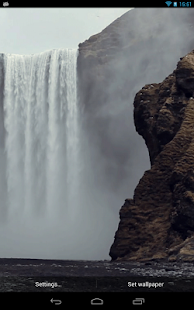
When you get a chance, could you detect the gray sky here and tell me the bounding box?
[0,8,133,55]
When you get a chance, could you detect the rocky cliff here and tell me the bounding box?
[77,8,194,198]
[77,8,194,261]
[110,50,194,262]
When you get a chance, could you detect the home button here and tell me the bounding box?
[91,298,104,305]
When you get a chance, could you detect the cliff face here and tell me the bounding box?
[77,8,194,199]
[110,50,194,262]
[77,8,194,261]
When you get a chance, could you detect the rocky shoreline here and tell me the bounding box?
[0,258,193,292]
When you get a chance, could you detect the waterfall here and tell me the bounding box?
[4,49,79,219]
[0,48,117,260]
[0,49,83,258]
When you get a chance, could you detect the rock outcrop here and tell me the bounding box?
[109,50,194,262]
[77,8,194,261]
[77,8,194,200]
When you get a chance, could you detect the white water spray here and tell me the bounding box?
[0,48,117,260]
[1,49,81,258]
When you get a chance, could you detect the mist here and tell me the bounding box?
[75,8,194,258]
[0,8,194,261]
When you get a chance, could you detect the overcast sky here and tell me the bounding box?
[0,8,133,55]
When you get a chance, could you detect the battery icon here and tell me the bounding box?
[173,2,177,6]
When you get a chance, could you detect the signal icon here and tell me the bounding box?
[165,1,172,6]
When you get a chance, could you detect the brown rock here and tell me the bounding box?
[168,236,194,262]
[77,8,194,195]
[109,50,194,261]
[76,8,194,261]
[78,8,194,190]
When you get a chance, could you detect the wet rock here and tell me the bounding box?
[110,49,194,262]
[77,8,194,194]
[76,8,194,263]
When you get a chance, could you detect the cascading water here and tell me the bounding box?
[0,48,82,258]
[4,49,79,220]
[0,48,117,260]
